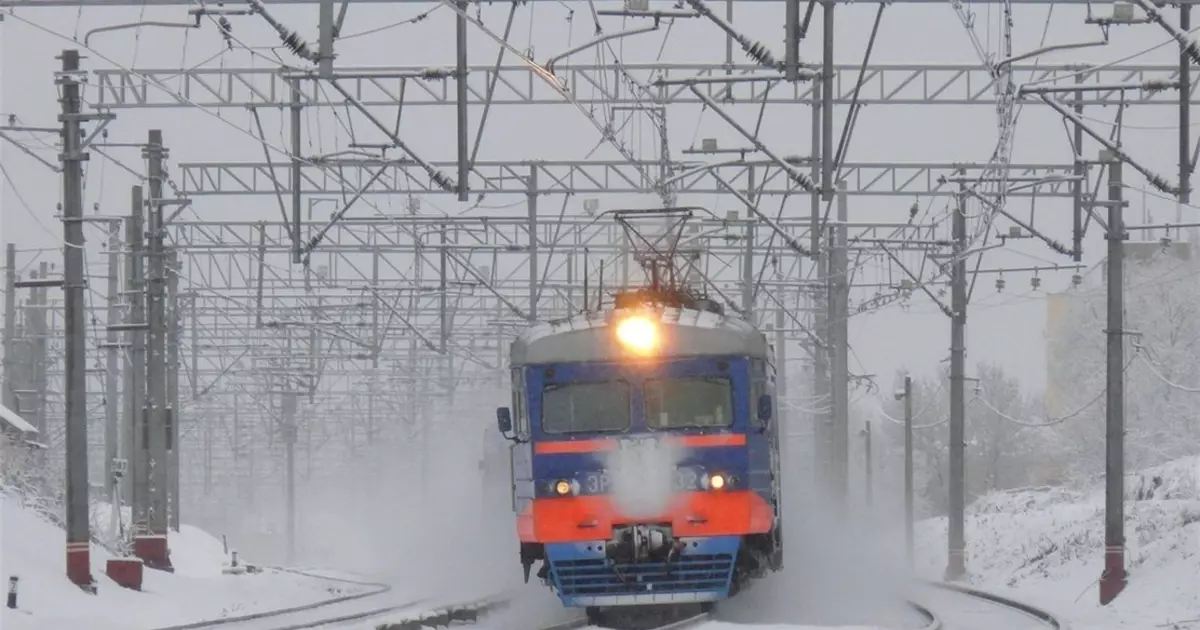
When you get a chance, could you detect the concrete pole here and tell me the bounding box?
[3,244,16,412]
[282,390,297,564]
[527,166,539,323]
[140,129,173,572]
[831,181,849,504]
[455,0,469,202]
[742,219,755,323]
[104,221,121,505]
[1180,5,1191,210]
[33,262,48,436]
[903,375,914,569]
[1099,151,1128,605]
[167,250,181,531]
[59,48,95,591]
[125,188,147,527]
[946,175,968,581]
[290,80,303,263]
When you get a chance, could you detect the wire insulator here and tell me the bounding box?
[431,171,455,192]
[744,41,776,67]
[281,30,313,60]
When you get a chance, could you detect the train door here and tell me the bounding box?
[510,367,534,515]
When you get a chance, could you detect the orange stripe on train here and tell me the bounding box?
[534,433,746,454]
[534,439,618,454]
[516,490,774,543]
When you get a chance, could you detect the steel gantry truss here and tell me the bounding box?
[89,63,1197,109]
[0,0,1195,587]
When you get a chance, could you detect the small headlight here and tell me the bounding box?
[709,474,726,490]
[554,480,572,496]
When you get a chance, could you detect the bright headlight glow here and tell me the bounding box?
[702,473,727,491]
[615,316,658,354]
[554,480,572,496]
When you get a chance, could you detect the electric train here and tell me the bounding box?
[494,288,784,622]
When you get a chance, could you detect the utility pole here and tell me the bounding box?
[104,220,122,505]
[59,48,95,592]
[139,129,173,572]
[125,187,148,528]
[830,181,849,505]
[903,374,914,569]
[282,387,298,564]
[455,0,469,202]
[167,249,181,531]
[3,244,15,412]
[32,262,48,436]
[1099,150,1127,605]
[946,175,968,581]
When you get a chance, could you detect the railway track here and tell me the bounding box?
[917,580,1067,630]
[145,568,1065,630]
[145,567,500,630]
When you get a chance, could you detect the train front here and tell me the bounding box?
[497,306,780,612]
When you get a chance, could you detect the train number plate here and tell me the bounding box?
[579,468,703,494]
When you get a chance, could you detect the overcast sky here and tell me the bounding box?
[1,0,1196,420]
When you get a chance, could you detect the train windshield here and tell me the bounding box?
[645,378,734,430]
[541,381,632,434]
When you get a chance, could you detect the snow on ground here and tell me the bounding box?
[0,490,360,630]
[915,455,1200,629]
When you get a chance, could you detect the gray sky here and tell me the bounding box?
[1,0,1196,413]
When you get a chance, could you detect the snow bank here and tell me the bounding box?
[915,455,1200,629]
[0,491,354,630]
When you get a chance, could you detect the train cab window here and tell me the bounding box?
[645,378,734,430]
[541,381,631,434]
[750,379,766,427]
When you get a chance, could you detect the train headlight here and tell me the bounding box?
[615,316,658,355]
[702,473,728,491]
[554,480,573,496]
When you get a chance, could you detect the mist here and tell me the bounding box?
[604,438,687,519]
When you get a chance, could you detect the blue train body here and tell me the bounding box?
[494,302,785,615]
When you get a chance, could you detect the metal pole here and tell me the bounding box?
[141,129,173,572]
[33,262,47,436]
[3,244,16,412]
[946,174,968,581]
[775,302,787,448]
[831,180,849,503]
[820,0,834,203]
[1099,150,1127,605]
[527,166,538,323]
[126,187,147,529]
[1180,4,1191,210]
[166,250,180,531]
[59,48,94,591]
[104,221,121,505]
[439,226,453,401]
[455,0,469,201]
[1072,75,1084,262]
[318,0,334,78]
[785,0,800,80]
[282,390,297,564]
[289,80,303,263]
[903,375,914,569]
[742,219,755,322]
